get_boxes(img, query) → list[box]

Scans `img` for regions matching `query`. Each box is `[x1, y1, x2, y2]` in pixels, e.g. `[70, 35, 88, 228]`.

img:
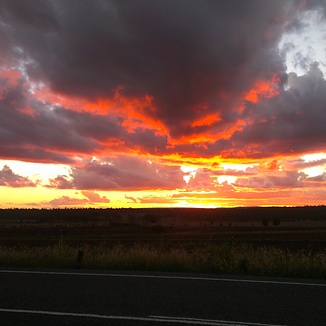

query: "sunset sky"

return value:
[1, 0, 326, 208]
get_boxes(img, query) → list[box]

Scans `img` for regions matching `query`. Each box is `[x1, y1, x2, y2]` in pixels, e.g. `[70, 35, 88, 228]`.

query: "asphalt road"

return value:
[0, 269, 326, 326]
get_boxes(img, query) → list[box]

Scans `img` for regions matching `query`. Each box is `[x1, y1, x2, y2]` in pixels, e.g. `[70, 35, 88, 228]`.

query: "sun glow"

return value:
[221, 163, 256, 171]
[0, 160, 70, 183]
[299, 153, 326, 178]
[217, 175, 237, 184]
[174, 200, 217, 209]
[301, 153, 326, 162]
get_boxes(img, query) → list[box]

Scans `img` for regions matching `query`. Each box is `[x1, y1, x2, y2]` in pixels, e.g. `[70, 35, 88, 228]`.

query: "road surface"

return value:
[0, 269, 325, 325]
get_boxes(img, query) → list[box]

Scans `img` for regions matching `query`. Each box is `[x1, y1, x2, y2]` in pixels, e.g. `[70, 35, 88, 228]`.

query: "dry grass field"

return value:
[0, 207, 326, 278]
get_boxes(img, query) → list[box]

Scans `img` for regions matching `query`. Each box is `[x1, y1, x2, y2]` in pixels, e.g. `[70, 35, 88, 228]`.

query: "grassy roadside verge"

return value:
[1, 241, 326, 279]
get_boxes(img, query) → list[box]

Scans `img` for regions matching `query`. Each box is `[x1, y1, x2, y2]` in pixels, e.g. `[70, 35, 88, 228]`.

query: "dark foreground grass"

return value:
[1, 242, 326, 279]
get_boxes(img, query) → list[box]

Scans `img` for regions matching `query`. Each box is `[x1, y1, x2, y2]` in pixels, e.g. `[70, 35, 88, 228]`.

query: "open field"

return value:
[1, 224, 326, 251]
[1, 207, 326, 251]
[0, 207, 326, 278]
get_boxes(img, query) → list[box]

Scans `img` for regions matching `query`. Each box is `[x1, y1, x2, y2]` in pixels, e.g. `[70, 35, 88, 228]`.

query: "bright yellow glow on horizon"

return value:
[175, 200, 217, 208]
[1, 153, 325, 209]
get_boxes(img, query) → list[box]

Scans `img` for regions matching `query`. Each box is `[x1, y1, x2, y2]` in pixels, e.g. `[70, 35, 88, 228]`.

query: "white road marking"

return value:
[0, 269, 325, 287]
[0, 308, 287, 326]
[150, 315, 288, 326]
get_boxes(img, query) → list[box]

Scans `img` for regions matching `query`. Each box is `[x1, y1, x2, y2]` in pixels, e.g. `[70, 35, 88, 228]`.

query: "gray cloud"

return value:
[0, 165, 37, 187]
[47, 155, 185, 190]
[307, 172, 326, 182]
[0, 0, 291, 137]
[210, 63, 326, 158]
[0, 0, 325, 168]
[0, 73, 168, 163]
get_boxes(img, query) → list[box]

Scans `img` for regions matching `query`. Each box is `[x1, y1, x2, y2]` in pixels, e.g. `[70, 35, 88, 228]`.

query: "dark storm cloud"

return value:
[0, 0, 292, 137]
[0, 73, 168, 162]
[54, 105, 168, 154]
[0, 147, 76, 164]
[1, 0, 325, 164]
[0, 76, 99, 162]
[204, 63, 326, 158]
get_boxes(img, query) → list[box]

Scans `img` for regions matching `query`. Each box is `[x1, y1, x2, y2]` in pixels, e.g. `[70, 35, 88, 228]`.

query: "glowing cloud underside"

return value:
[0, 0, 325, 208]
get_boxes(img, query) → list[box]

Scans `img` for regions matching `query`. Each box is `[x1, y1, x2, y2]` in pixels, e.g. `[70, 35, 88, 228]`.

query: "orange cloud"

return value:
[34, 85, 167, 134]
[245, 74, 280, 103]
[259, 159, 281, 171]
[172, 119, 246, 149]
[191, 113, 222, 128]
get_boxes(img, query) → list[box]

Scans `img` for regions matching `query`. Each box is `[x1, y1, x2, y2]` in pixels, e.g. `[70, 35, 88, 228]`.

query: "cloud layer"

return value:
[0, 0, 325, 206]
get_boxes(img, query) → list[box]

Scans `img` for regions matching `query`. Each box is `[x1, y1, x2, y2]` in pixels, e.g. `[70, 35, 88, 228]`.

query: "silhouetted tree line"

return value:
[0, 206, 325, 223]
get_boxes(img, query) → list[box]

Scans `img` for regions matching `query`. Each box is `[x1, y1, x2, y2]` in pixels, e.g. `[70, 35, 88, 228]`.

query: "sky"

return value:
[0, 0, 326, 209]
